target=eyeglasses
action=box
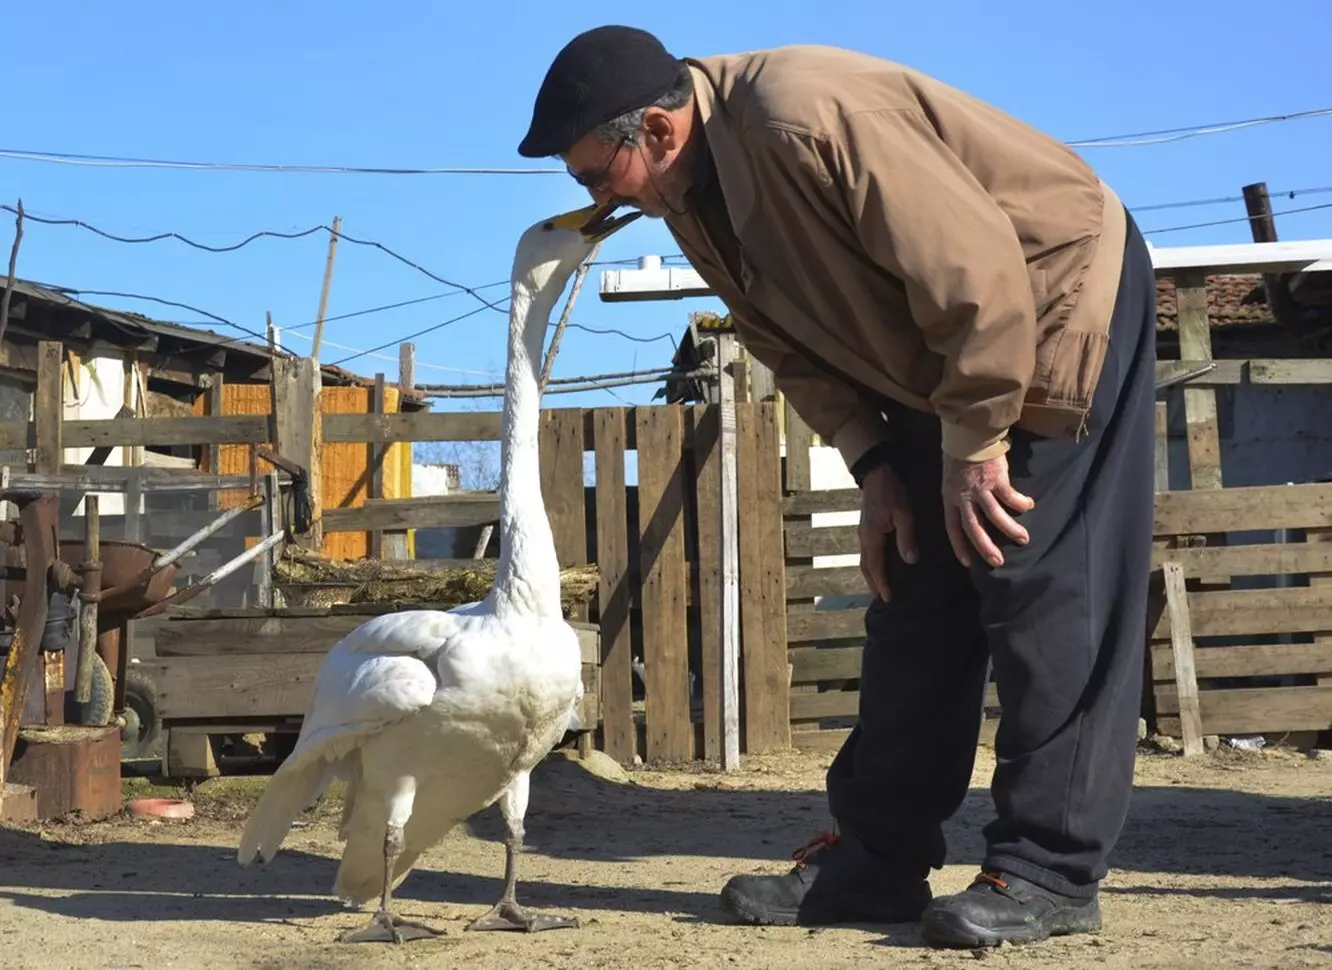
[567,137,631,191]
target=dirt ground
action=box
[1,741,1330,970]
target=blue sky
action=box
[3,1,1330,431]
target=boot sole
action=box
[720,884,930,928]
[921,904,1102,949]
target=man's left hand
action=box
[941,453,1035,569]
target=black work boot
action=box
[719,832,932,927]
[921,871,1102,948]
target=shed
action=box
[0,277,428,560]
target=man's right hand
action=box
[858,463,917,603]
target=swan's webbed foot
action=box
[466,898,579,933]
[339,907,443,944]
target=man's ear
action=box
[642,107,680,153]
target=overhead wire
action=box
[2,106,1330,173]
[1142,201,1332,235]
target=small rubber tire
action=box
[119,666,162,761]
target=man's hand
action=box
[941,453,1035,569]
[858,463,917,602]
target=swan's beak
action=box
[546,202,644,243]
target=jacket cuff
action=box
[831,411,892,471]
[939,420,1011,462]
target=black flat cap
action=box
[518,25,685,158]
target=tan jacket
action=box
[665,45,1127,466]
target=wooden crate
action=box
[146,607,601,778]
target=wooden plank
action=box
[143,654,323,720]
[1162,562,1203,756]
[539,408,587,567]
[165,731,220,779]
[1154,400,1169,492]
[784,523,860,558]
[369,373,387,559]
[1152,541,1332,577]
[790,689,859,721]
[155,615,371,655]
[1150,586,1332,640]
[1151,641,1332,681]
[783,489,861,516]
[3,468,286,492]
[1174,273,1225,579]
[1248,359,1332,384]
[717,337,742,770]
[60,415,273,448]
[1155,359,1244,386]
[324,410,502,444]
[634,407,692,762]
[786,609,865,643]
[1154,685,1332,735]
[736,402,789,752]
[34,341,62,473]
[1310,527,1332,689]
[786,564,866,599]
[155,614,601,666]
[792,719,998,753]
[206,375,225,481]
[689,405,723,762]
[272,357,322,550]
[790,645,862,683]
[783,399,813,494]
[322,494,500,532]
[1153,483,1332,535]
[592,407,634,764]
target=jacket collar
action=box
[684,60,757,233]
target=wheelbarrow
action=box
[3,494,285,752]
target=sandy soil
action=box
[1,742,1330,970]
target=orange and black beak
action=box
[545,201,644,242]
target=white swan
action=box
[236,201,642,944]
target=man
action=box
[519,26,1156,950]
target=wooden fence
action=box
[1,342,792,765]
[778,348,1332,751]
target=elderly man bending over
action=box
[518,26,1156,951]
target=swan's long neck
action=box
[491,275,564,620]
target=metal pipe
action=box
[152,494,263,570]
[1155,362,1217,391]
[133,530,285,619]
[91,494,263,607]
[73,496,101,705]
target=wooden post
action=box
[381,342,415,561]
[691,404,724,762]
[369,373,387,559]
[123,470,143,543]
[398,342,416,394]
[1162,561,1204,756]
[272,356,323,550]
[34,341,63,474]
[593,408,634,763]
[0,494,56,799]
[0,199,23,347]
[73,496,101,705]
[257,471,279,608]
[310,216,341,360]
[1174,270,1227,588]
[635,406,692,763]
[1242,182,1297,328]
[717,335,742,770]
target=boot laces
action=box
[791,831,839,868]
[972,870,1019,899]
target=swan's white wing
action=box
[282,609,474,768]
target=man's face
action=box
[560,106,689,219]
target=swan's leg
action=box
[341,776,441,944]
[467,771,579,933]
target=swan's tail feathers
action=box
[236,754,333,867]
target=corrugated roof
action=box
[4,277,428,405]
